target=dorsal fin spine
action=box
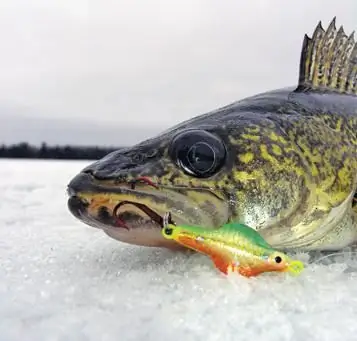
[320,19,338,87]
[329,29,350,89]
[311,21,325,85]
[339,32,355,92]
[298,34,312,88]
[346,45,357,94]
[296,18,357,96]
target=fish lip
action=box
[67,195,89,220]
[67,195,105,229]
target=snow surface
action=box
[1,159,357,341]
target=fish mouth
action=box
[67,194,178,248]
[67,196,170,230]
[67,172,229,248]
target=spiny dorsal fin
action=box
[296,17,357,96]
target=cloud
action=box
[0,0,356,144]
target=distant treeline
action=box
[0,142,122,160]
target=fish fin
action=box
[295,17,357,96]
[237,267,256,278]
[210,256,232,275]
[210,256,254,277]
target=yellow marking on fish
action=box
[259,144,307,178]
[233,171,259,183]
[246,126,260,133]
[294,139,321,177]
[335,119,342,132]
[269,131,288,144]
[241,133,260,141]
[239,152,254,164]
[271,144,282,156]
[260,145,279,166]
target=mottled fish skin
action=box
[67,18,357,252]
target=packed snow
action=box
[1,159,357,341]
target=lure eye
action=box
[169,129,226,178]
[274,256,282,264]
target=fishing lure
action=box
[161,221,304,277]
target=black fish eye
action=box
[274,256,282,264]
[169,130,226,178]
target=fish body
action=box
[67,18,357,253]
[162,223,304,277]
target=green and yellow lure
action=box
[162,222,304,277]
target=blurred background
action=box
[0,0,355,159]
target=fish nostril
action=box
[82,168,111,180]
[83,169,94,175]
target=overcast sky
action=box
[0,0,356,146]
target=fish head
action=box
[66,120,232,249]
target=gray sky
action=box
[0,0,356,146]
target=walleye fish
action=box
[67,18,357,253]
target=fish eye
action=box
[169,130,226,178]
[274,256,282,264]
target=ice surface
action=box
[1,159,357,341]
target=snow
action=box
[1,159,357,341]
